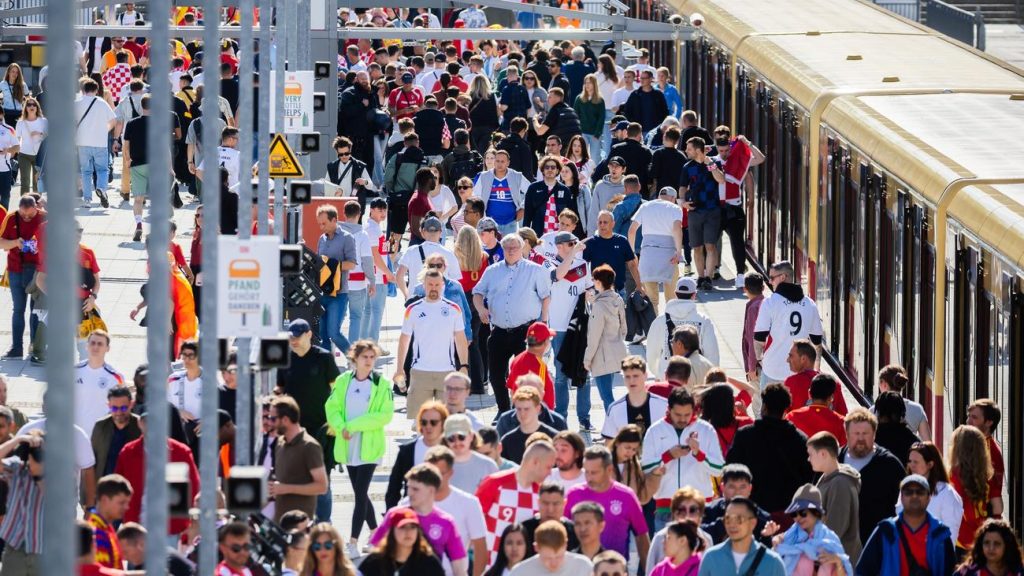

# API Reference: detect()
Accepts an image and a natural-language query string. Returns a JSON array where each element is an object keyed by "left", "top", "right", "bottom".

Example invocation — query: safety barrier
[
  {"left": 874, "top": 0, "right": 922, "bottom": 21},
  {"left": 923, "top": 0, "right": 986, "bottom": 50}
]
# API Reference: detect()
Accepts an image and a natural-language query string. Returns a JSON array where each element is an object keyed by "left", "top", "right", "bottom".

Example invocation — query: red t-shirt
[
  {"left": 0, "top": 211, "right": 45, "bottom": 272},
  {"left": 220, "top": 53, "right": 239, "bottom": 75},
  {"left": 785, "top": 405, "right": 847, "bottom": 446},
  {"left": 170, "top": 242, "right": 187, "bottom": 270},
  {"left": 407, "top": 191, "right": 434, "bottom": 239},
  {"left": 715, "top": 415, "right": 753, "bottom": 456},
  {"left": 79, "top": 564, "right": 123, "bottom": 576},
  {"left": 35, "top": 224, "right": 100, "bottom": 300},
  {"left": 432, "top": 76, "right": 469, "bottom": 94},
  {"left": 115, "top": 437, "right": 200, "bottom": 535},
  {"left": 899, "top": 520, "right": 930, "bottom": 576},
  {"left": 951, "top": 468, "right": 989, "bottom": 549},
  {"left": 987, "top": 435, "right": 1004, "bottom": 503},
  {"left": 458, "top": 253, "right": 488, "bottom": 293},
  {"left": 506, "top": 350, "right": 555, "bottom": 409},
  {"left": 388, "top": 86, "right": 425, "bottom": 119},
  {"left": 784, "top": 370, "right": 848, "bottom": 415}
]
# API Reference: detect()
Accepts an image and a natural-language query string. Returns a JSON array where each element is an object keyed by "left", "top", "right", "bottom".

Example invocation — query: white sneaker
[
  {"left": 683, "top": 263, "right": 692, "bottom": 276},
  {"left": 735, "top": 273, "right": 745, "bottom": 289},
  {"left": 345, "top": 541, "right": 361, "bottom": 559}
]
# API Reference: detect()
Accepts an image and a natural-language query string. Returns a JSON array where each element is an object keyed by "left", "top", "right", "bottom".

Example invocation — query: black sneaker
[
  {"left": 1, "top": 349, "right": 23, "bottom": 360},
  {"left": 700, "top": 277, "right": 713, "bottom": 291},
  {"left": 713, "top": 271, "right": 722, "bottom": 281},
  {"left": 96, "top": 188, "right": 109, "bottom": 208},
  {"left": 132, "top": 223, "right": 143, "bottom": 242},
  {"left": 120, "top": 190, "right": 130, "bottom": 203},
  {"left": 28, "top": 354, "right": 44, "bottom": 366},
  {"left": 392, "top": 382, "right": 408, "bottom": 397},
  {"left": 579, "top": 420, "right": 594, "bottom": 432}
]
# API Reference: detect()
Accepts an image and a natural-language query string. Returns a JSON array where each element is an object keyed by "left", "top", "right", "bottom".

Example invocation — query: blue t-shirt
[
  {"left": 583, "top": 234, "right": 635, "bottom": 291},
  {"left": 486, "top": 177, "right": 518, "bottom": 225},
  {"left": 681, "top": 158, "right": 722, "bottom": 212},
  {"left": 485, "top": 242, "right": 505, "bottom": 264}
]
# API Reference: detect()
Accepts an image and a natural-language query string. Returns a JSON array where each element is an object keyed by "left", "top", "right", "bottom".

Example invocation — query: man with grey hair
[
  {"left": 754, "top": 260, "right": 824, "bottom": 388},
  {"left": 473, "top": 234, "right": 552, "bottom": 414},
  {"left": 562, "top": 45, "right": 595, "bottom": 104}
]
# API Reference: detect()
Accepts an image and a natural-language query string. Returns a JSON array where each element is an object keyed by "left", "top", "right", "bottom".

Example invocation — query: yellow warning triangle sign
[{"left": 268, "top": 133, "right": 305, "bottom": 179}]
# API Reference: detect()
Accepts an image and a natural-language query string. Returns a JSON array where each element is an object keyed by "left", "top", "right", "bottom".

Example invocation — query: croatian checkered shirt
[{"left": 475, "top": 469, "right": 539, "bottom": 564}]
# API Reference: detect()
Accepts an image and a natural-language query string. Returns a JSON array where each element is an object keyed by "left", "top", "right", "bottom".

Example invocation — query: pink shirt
[
  {"left": 564, "top": 481, "right": 647, "bottom": 558},
  {"left": 651, "top": 554, "right": 702, "bottom": 576},
  {"left": 370, "top": 507, "right": 467, "bottom": 563}
]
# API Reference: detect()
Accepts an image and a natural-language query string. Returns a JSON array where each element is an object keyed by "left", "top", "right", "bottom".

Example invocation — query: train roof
[
  {"left": 676, "top": 0, "right": 924, "bottom": 51},
  {"left": 737, "top": 33, "right": 1024, "bottom": 110},
  {"left": 822, "top": 93, "right": 1024, "bottom": 262}
]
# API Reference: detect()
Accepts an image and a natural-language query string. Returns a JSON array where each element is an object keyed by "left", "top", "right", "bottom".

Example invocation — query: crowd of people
[{"left": 0, "top": 2, "right": 1021, "bottom": 576}]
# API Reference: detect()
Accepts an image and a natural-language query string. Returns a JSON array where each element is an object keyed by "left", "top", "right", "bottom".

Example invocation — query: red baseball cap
[
  {"left": 526, "top": 321, "right": 552, "bottom": 345},
  {"left": 392, "top": 508, "right": 420, "bottom": 528}
]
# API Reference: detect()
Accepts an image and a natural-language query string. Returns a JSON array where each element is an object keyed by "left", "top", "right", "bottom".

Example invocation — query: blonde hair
[
  {"left": 469, "top": 74, "right": 492, "bottom": 101},
  {"left": 949, "top": 425, "right": 992, "bottom": 504},
  {"left": 581, "top": 74, "right": 602, "bottom": 104},
  {"left": 455, "top": 226, "right": 484, "bottom": 272}
]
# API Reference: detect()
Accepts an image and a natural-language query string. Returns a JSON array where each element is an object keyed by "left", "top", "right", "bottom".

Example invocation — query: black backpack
[{"left": 447, "top": 150, "right": 482, "bottom": 185}]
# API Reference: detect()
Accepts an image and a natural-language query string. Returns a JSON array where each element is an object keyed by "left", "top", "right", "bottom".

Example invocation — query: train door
[
  {"left": 878, "top": 179, "right": 895, "bottom": 375},
  {"left": 1008, "top": 281, "right": 1024, "bottom": 534},
  {"left": 858, "top": 169, "right": 884, "bottom": 398},
  {"left": 754, "top": 84, "right": 773, "bottom": 266},
  {"left": 721, "top": 58, "right": 733, "bottom": 129},
  {"left": 701, "top": 41, "right": 714, "bottom": 126},
  {"left": 919, "top": 224, "right": 936, "bottom": 429},
  {"left": 778, "top": 101, "right": 793, "bottom": 264},
  {"left": 953, "top": 240, "right": 980, "bottom": 426},
  {"left": 900, "top": 199, "right": 925, "bottom": 401},
  {"left": 684, "top": 39, "right": 700, "bottom": 120},
  {"left": 736, "top": 68, "right": 749, "bottom": 135},
  {"left": 841, "top": 160, "right": 859, "bottom": 383}
]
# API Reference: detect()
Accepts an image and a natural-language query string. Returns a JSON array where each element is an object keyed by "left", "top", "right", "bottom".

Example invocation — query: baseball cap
[
  {"left": 444, "top": 414, "right": 474, "bottom": 438},
  {"left": 526, "top": 321, "right": 553, "bottom": 345},
  {"left": 287, "top": 318, "right": 311, "bottom": 338},
  {"left": 674, "top": 277, "right": 698, "bottom": 296},
  {"left": 658, "top": 186, "right": 677, "bottom": 198},
  {"left": 435, "top": 53, "right": 447, "bottom": 62},
  {"left": 477, "top": 217, "right": 499, "bottom": 233},
  {"left": 392, "top": 508, "right": 420, "bottom": 528},
  {"left": 554, "top": 232, "right": 576, "bottom": 245},
  {"left": 607, "top": 156, "right": 626, "bottom": 167},
  {"left": 421, "top": 216, "right": 443, "bottom": 233},
  {"left": 613, "top": 120, "right": 629, "bottom": 131},
  {"left": 401, "top": 71, "right": 414, "bottom": 84},
  {"left": 900, "top": 474, "right": 930, "bottom": 492}
]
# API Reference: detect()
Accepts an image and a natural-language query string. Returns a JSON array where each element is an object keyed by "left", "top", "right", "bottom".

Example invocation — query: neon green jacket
[{"left": 324, "top": 370, "right": 394, "bottom": 465}]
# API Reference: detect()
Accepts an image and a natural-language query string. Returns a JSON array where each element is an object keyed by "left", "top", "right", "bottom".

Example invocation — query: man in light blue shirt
[
  {"left": 472, "top": 234, "right": 551, "bottom": 414},
  {"left": 316, "top": 205, "right": 358, "bottom": 354}
]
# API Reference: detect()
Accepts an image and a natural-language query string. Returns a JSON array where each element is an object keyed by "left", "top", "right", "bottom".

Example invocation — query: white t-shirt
[
  {"left": 732, "top": 549, "right": 748, "bottom": 572},
  {"left": 546, "top": 468, "right": 587, "bottom": 490},
  {"left": 632, "top": 199, "right": 682, "bottom": 236},
  {"left": 509, "top": 552, "right": 593, "bottom": 576},
  {"left": 398, "top": 241, "right": 461, "bottom": 293},
  {"left": 346, "top": 226, "right": 373, "bottom": 291},
  {"left": 74, "top": 95, "right": 116, "bottom": 148},
  {"left": 19, "top": 418, "right": 96, "bottom": 473},
  {"left": 596, "top": 71, "right": 621, "bottom": 111},
  {"left": 431, "top": 185, "right": 458, "bottom": 216},
  {"left": 0, "top": 126, "right": 18, "bottom": 173},
  {"left": 753, "top": 292, "right": 824, "bottom": 382},
  {"left": 538, "top": 232, "right": 560, "bottom": 263},
  {"left": 364, "top": 218, "right": 388, "bottom": 285},
  {"left": 74, "top": 361, "right": 126, "bottom": 436},
  {"left": 545, "top": 256, "right": 592, "bottom": 332},
  {"left": 14, "top": 117, "right": 47, "bottom": 156},
  {"left": 402, "top": 487, "right": 488, "bottom": 551},
  {"left": 167, "top": 370, "right": 204, "bottom": 418},
  {"left": 418, "top": 69, "right": 443, "bottom": 95},
  {"left": 401, "top": 298, "right": 465, "bottom": 372},
  {"left": 198, "top": 146, "right": 241, "bottom": 189},
  {"left": 601, "top": 393, "right": 668, "bottom": 440},
  {"left": 611, "top": 85, "right": 635, "bottom": 110}
]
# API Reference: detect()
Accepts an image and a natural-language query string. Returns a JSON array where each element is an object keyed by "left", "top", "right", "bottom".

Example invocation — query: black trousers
[
  {"left": 487, "top": 323, "right": 530, "bottom": 414},
  {"left": 723, "top": 205, "right": 747, "bottom": 275},
  {"left": 465, "top": 290, "right": 487, "bottom": 393},
  {"left": 346, "top": 464, "right": 377, "bottom": 538}
]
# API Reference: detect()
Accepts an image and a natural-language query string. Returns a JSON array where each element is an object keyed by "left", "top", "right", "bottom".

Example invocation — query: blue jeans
[
  {"left": 320, "top": 294, "right": 351, "bottom": 354},
  {"left": 553, "top": 332, "right": 591, "bottom": 425},
  {"left": 347, "top": 289, "right": 367, "bottom": 343},
  {"left": 593, "top": 373, "right": 616, "bottom": 414},
  {"left": 496, "top": 221, "right": 519, "bottom": 236},
  {"left": 654, "top": 507, "right": 672, "bottom": 533},
  {"left": 600, "top": 109, "right": 614, "bottom": 161},
  {"left": 0, "top": 171, "right": 11, "bottom": 210},
  {"left": 315, "top": 468, "right": 332, "bottom": 522},
  {"left": 9, "top": 266, "right": 37, "bottom": 354},
  {"left": 78, "top": 145, "right": 108, "bottom": 201},
  {"left": 361, "top": 283, "right": 387, "bottom": 342},
  {"left": 583, "top": 134, "right": 602, "bottom": 163}
]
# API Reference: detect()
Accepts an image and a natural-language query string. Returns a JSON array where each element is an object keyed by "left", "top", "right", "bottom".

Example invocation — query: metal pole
[
  {"left": 236, "top": 0, "right": 255, "bottom": 469},
  {"left": 274, "top": 0, "right": 286, "bottom": 243},
  {"left": 257, "top": 0, "right": 271, "bottom": 234},
  {"left": 298, "top": 0, "right": 312, "bottom": 179},
  {"left": 144, "top": 0, "right": 172, "bottom": 569},
  {"left": 42, "top": 0, "right": 76, "bottom": 570},
  {"left": 199, "top": 0, "right": 222, "bottom": 573}
]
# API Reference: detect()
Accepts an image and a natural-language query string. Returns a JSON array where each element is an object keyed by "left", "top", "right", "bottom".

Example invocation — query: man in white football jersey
[
  {"left": 753, "top": 261, "right": 823, "bottom": 402},
  {"left": 74, "top": 329, "right": 126, "bottom": 436},
  {"left": 546, "top": 232, "right": 593, "bottom": 429}
]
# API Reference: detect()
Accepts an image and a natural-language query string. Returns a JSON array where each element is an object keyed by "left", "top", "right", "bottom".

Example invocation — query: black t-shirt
[
  {"left": 500, "top": 422, "right": 559, "bottom": 464},
  {"left": 123, "top": 115, "right": 150, "bottom": 167},
  {"left": 650, "top": 146, "right": 687, "bottom": 191},
  {"left": 626, "top": 393, "right": 654, "bottom": 435},
  {"left": 218, "top": 384, "right": 237, "bottom": 422},
  {"left": 582, "top": 234, "right": 635, "bottom": 291},
  {"left": 220, "top": 77, "right": 239, "bottom": 115},
  {"left": 679, "top": 125, "right": 715, "bottom": 152},
  {"left": 104, "top": 426, "right": 130, "bottom": 476},
  {"left": 358, "top": 552, "right": 445, "bottom": 576},
  {"left": 522, "top": 517, "right": 579, "bottom": 557},
  {"left": 277, "top": 346, "right": 340, "bottom": 433}
]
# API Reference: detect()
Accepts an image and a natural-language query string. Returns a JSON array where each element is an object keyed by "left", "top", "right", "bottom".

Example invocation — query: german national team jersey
[
  {"left": 545, "top": 256, "right": 592, "bottom": 332},
  {"left": 475, "top": 469, "right": 539, "bottom": 564},
  {"left": 753, "top": 288, "right": 824, "bottom": 382},
  {"left": 75, "top": 361, "right": 125, "bottom": 436},
  {"left": 401, "top": 298, "right": 465, "bottom": 372}
]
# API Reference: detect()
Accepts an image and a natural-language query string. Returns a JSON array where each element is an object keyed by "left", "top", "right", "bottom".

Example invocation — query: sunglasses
[
  {"left": 675, "top": 505, "right": 701, "bottom": 515},
  {"left": 226, "top": 544, "right": 248, "bottom": 553},
  {"left": 263, "top": 414, "right": 278, "bottom": 421},
  {"left": 180, "top": 352, "right": 197, "bottom": 359},
  {"left": 25, "top": 104, "right": 36, "bottom": 109},
  {"left": 427, "top": 263, "right": 445, "bottom": 269},
  {"left": 446, "top": 432, "right": 469, "bottom": 443},
  {"left": 109, "top": 405, "right": 130, "bottom": 413},
  {"left": 458, "top": 185, "right": 472, "bottom": 189},
  {"left": 790, "top": 509, "right": 812, "bottom": 519},
  {"left": 543, "top": 165, "right": 559, "bottom": 171},
  {"left": 337, "top": 152, "right": 351, "bottom": 157},
  {"left": 311, "top": 541, "right": 335, "bottom": 552},
  {"left": 420, "top": 418, "right": 441, "bottom": 427}
]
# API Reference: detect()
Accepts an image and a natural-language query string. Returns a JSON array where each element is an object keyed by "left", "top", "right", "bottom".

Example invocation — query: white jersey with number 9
[{"left": 754, "top": 291, "right": 824, "bottom": 382}]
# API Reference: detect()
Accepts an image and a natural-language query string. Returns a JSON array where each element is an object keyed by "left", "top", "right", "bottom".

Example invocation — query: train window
[
  {"left": 1008, "top": 283, "right": 1023, "bottom": 534},
  {"left": 975, "top": 256, "right": 991, "bottom": 399},
  {"left": 919, "top": 233, "right": 935, "bottom": 423}
]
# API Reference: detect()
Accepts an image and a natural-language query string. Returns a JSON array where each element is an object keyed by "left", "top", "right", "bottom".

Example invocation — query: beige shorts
[{"left": 407, "top": 368, "right": 448, "bottom": 419}]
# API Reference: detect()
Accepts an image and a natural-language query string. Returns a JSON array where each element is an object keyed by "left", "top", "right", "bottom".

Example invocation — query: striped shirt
[{"left": 0, "top": 457, "right": 44, "bottom": 553}]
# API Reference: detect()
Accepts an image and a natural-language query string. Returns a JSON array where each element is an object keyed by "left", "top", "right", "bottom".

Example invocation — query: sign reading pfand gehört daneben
[{"left": 217, "top": 236, "right": 282, "bottom": 338}]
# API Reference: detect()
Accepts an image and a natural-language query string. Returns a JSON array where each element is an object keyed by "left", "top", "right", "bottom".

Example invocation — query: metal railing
[
  {"left": 923, "top": 0, "right": 986, "bottom": 50},
  {"left": 874, "top": 0, "right": 922, "bottom": 21}
]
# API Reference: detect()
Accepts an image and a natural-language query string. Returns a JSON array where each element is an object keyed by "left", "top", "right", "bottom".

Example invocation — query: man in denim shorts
[{"left": 679, "top": 136, "right": 725, "bottom": 291}]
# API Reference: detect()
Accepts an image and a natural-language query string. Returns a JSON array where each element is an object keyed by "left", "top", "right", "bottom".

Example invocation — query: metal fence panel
[
  {"left": 924, "top": 0, "right": 985, "bottom": 49},
  {"left": 874, "top": 0, "right": 921, "bottom": 21}
]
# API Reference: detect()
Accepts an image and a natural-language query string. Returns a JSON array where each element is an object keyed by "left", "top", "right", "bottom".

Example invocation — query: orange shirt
[{"left": 101, "top": 49, "right": 137, "bottom": 72}]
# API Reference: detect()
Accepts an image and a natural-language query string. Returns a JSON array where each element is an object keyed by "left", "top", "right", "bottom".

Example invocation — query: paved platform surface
[
  {"left": 985, "top": 24, "right": 1024, "bottom": 69},
  {"left": 0, "top": 166, "right": 858, "bottom": 551}
]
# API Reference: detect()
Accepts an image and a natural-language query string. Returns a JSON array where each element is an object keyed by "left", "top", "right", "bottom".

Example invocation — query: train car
[{"left": 671, "top": 0, "right": 1024, "bottom": 530}]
